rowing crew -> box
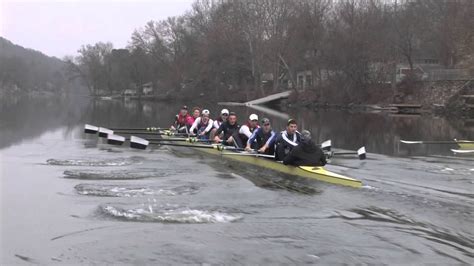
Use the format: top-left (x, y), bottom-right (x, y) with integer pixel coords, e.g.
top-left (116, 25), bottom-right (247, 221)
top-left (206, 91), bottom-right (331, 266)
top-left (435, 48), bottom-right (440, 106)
top-left (169, 106), bottom-right (327, 167)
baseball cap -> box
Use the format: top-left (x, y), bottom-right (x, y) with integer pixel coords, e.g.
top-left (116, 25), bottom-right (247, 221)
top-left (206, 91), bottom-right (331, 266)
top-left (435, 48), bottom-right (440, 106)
top-left (221, 109), bottom-right (229, 115)
top-left (181, 105), bottom-right (188, 110)
top-left (202, 109), bottom-right (210, 116)
top-left (249, 114), bottom-right (258, 121)
top-left (261, 118), bottom-right (270, 124)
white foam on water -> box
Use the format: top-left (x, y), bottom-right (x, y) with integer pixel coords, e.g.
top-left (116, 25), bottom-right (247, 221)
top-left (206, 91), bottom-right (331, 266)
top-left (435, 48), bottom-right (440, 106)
top-left (47, 157), bottom-right (143, 166)
top-left (362, 185), bottom-right (378, 190)
top-left (101, 205), bottom-right (242, 223)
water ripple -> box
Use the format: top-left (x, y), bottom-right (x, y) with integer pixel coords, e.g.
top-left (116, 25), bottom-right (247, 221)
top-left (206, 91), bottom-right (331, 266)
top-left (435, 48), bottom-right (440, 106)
top-left (98, 204), bottom-right (243, 224)
top-left (330, 207), bottom-right (474, 261)
top-left (63, 169), bottom-right (167, 180)
top-left (46, 156), bottom-right (144, 166)
top-left (75, 183), bottom-right (200, 197)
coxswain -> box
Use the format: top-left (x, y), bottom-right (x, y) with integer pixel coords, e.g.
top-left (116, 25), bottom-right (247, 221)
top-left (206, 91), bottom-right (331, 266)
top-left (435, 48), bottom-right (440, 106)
top-left (283, 130), bottom-right (327, 166)
top-left (210, 108), bottom-right (229, 139)
top-left (189, 109), bottom-right (214, 140)
top-left (239, 114), bottom-right (260, 146)
top-left (274, 118), bottom-right (301, 161)
top-left (245, 117), bottom-right (276, 155)
top-left (170, 105), bottom-right (194, 133)
top-left (213, 112), bottom-right (241, 147)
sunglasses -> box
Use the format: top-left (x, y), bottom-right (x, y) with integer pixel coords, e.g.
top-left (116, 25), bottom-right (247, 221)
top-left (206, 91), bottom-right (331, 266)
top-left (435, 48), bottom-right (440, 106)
top-left (222, 114), bottom-right (229, 116)
top-left (263, 123), bottom-right (270, 126)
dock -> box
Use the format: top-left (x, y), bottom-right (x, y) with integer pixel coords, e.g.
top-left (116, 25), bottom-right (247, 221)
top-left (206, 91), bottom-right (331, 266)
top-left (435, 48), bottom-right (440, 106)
top-left (218, 90), bottom-right (292, 106)
top-left (388, 104), bottom-right (423, 114)
top-left (244, 90), bottom-right (292, 105)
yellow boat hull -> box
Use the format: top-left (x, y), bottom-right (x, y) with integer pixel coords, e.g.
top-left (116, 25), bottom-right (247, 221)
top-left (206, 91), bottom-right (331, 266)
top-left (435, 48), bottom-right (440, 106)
top-left (160, 133), bottom-right (362, 188)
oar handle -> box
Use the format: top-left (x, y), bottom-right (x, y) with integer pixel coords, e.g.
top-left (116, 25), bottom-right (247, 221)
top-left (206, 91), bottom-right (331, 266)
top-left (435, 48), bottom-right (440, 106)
top-left (110, 127), bottom-right (166, 131)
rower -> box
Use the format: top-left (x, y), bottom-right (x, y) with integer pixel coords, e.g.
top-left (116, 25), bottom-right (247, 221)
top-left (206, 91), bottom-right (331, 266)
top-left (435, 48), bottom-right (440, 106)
top-left (274, 119), bottom-right (301, 161)
top-left (170, 105), bottom-right (194, 133)
top-left (189, 109), bottom-right (214, 140)
top-left (239, 114), bottom-right (260, 145)
top-left (245, 117), bottom-right (276, 155)
top-left (191, 107), bottom-right (201, 122)
top-left (210, 108), bottom-right (229, 139)
top-left (213, 112), bottom-right (241, 147)
top-left (283, 130), bottom-right (327, 166)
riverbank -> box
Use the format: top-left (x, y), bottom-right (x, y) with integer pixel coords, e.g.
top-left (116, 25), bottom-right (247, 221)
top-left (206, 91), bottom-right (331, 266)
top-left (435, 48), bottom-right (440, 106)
top-left (285, 80), bottom-right (474, 116)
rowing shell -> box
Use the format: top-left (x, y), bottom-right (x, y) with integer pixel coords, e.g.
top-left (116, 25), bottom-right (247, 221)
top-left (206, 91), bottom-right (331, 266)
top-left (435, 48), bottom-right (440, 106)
top-left (160, 132), bottom-right (362, 188)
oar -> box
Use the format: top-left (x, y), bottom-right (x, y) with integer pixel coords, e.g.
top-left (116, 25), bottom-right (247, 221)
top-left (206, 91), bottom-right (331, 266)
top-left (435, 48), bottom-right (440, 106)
top-left (105, 134), bottom-right (210, 146)
top-left (321, 140), bottom-right (331, 151)
top-left (84, 124), bottom-right (168, 133)
top-left (128, 136), bottom-right (242, 151)
top-left (400, 140), bottom-right (473, 144)
top-left (451, 149), bottom-right (474, 154)
top-left (221, 152), bottom-right (275, 159)
top-left (108, 127), bottom-right (168, 131)
top-left (326, 147), bottom-right (366, 160)
top-left (84, 124), bottom-right (187, 137)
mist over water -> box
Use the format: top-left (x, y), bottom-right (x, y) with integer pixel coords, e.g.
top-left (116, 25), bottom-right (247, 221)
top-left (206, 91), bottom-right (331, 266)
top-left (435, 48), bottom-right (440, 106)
top-left (1, 96), bottom-right (473, 264)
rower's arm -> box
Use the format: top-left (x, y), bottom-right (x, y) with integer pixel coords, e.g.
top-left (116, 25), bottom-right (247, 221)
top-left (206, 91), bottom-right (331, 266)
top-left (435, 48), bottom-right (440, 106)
top-left (239, 125), bottom-right (252, 138)
top-left (189, 117), bottom-right (200, 133)
top-left (247, 128), bottom-right (259, 145)
top-left (204, 119), bottom-right (214, 133)
top-left (265, 130), bottom-right (277, 146)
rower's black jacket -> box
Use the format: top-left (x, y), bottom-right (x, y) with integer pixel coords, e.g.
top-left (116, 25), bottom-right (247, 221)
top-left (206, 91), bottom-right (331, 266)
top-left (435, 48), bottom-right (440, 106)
top-left (283, 139), bottom-right (327, 167)
top-left (215, 121), bottom-right (240, 141)
top-left (274, 130), bottom-right (301, 161)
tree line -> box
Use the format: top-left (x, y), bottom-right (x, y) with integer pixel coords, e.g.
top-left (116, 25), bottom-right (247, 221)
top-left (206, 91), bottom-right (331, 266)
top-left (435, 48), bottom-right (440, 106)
top-left (0, 37), bottom-right (69, 95)
top-left (66, 0), bottom-right (473, 103)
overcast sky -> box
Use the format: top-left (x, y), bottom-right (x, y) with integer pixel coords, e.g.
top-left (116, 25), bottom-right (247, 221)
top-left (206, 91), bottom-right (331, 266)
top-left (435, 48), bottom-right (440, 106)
top-left (0, 0), bottom-right (195, 58)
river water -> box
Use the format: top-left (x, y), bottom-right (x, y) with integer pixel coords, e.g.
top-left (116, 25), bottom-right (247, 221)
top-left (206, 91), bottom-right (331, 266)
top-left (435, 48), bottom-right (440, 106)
top-left (1, 96), bottom-right (473, 264)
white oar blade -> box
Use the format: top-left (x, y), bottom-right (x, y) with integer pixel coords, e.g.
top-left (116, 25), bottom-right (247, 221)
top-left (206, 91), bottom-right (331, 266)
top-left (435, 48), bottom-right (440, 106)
top-left (321, 140), bottom-right (332, 151)
top-left (107, 134), bottom-right (126, 146)
top-left (400, 140), bottom-right (423, 144)
top-left (357, 147), bottom-right (366, 160)
top-left (98, 127), bottom-right (114, 138)
top-left (451, 149), bottom-right (474, 154)
top-left (84, 124), bottom-right (99, 134)
top-left (130, 136), bottom-right (149, 150)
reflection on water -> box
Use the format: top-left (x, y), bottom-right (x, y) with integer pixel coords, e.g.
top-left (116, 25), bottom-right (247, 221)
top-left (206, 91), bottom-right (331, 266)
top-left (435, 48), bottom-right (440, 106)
top-left (2, 95), bottom-right (473, 265)
top-left (1, 96), bottom-right (473, 156)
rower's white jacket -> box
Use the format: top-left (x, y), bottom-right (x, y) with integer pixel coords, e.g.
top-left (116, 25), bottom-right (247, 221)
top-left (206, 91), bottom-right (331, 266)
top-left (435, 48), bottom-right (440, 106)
top-left (280, 130), bottom-right (300, 146)
top-left (190, 117), bottom-right (214, 134)
top-left (213, 119), bottom-right (222, 129)
top-left (239, 124), bottom-right (259, 138)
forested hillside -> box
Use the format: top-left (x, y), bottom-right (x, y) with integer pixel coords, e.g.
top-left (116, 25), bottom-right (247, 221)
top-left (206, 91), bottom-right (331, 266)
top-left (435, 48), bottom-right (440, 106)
top-left (0, 37), bottom-right (69, 96)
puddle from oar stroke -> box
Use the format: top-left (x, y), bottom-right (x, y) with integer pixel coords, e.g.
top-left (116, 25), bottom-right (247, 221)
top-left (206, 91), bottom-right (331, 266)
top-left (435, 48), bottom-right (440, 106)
top-left (97, 204), bottom-right (244, 223)
top-left (63, 167), bottom-right (193, 180)
top-left (64, 169), bottom-right (164, 180)
top-left (46, 156), bottom-right (144, 166)
top-left (74, 183), bottom-right (200, 197)
top-left (325, 207), bottom-right (474, 262)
